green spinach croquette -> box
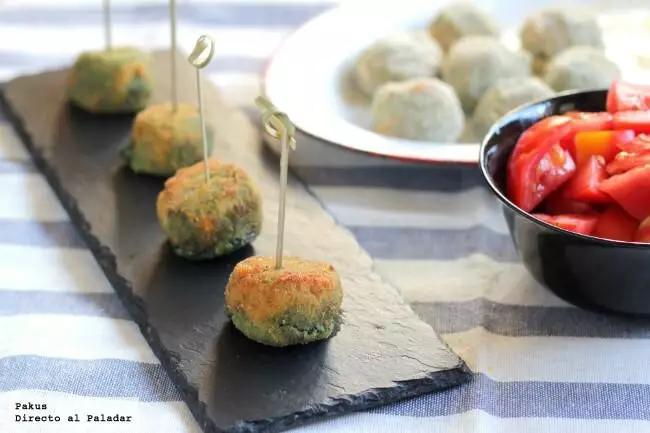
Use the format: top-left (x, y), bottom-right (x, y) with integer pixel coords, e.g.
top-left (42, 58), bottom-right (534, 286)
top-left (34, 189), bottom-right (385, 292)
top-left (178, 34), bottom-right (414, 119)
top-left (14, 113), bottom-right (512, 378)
top-left (520, 7), bottom-right (603, 76)
top-left (441, 36), bottom-right (531, 113)
top-left (123, 102), bottom-right (214, 177)
top-left (225, 256), bottom-right (343, 347)
top-left (354, 31), bottom-right (443, 97)
top-left (156, 159), bottom-right (262, 260)
top-left (67, 47), bottom-right (153, 113)
top-left (543, 46), bottom-right (620, 92)
top-left (471, 76), bottom-right (555, 140)
top-left (428, 1), bottom-right (500, 52)
top-left (371, 77), bottom-right (464, 142)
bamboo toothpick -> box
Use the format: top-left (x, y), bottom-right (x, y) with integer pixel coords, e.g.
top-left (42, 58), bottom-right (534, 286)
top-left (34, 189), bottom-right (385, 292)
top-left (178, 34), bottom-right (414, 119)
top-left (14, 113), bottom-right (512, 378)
top-left (103, 0), bottom-right (112, 51)
top-left (187, 35), bottom-right (215, 183)
top-left (169, 0), bottom-right (178, 112)
top-left (255, 96), bottom-right (297, 269)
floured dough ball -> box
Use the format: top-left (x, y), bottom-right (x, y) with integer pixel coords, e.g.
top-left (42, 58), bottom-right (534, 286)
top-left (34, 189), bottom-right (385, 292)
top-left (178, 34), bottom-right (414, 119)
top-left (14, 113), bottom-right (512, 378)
top-left (354, 31), bottom-right (443, 96)
top-left (225, 256), bottom-right (343, 347)
top-left (428, 1), bottom-right (500, 51)
top-left (123, 103), bottom-right (214, 177)
top-left (543, 46), bottom-right (620, 92)
top-left (371, 77), bottom-right (464, 142)
top-left (67, 47), bottom-right (153, 113)
top-left (441, 36), bottom-right (531, 113)
top-left (156, 159), bottom-right (262, 260)
top-left (520, 7), bottom-right (603, 76)
top-left (531, 56), bottom-right (549, 77)
top-left (471, 76), bottom-right (555, 140)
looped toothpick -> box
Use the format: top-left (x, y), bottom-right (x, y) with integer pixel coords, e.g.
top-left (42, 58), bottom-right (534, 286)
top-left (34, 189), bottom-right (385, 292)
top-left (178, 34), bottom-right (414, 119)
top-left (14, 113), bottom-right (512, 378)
top-left (255, 97), bottom-right (297, 150)
top-left (188, 35), bottom-right (215, 69)
top-left (255, 95), bottom-right (297, 269)
top-left (188, 35), bottom-right (216, 183)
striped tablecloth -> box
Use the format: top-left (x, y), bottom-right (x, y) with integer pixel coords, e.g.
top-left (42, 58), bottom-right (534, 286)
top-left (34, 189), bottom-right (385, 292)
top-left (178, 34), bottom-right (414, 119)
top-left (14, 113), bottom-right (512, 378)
top-left (3, 1), bottom-right (650, 432)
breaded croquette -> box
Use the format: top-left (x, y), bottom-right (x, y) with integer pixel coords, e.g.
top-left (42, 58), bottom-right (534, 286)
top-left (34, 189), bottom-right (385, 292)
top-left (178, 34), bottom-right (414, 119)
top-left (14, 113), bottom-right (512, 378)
top-left (123, 103), bottom-right (214, 177)
top-left (156, 159), bottom-right (262, 259)
top-left (225, 256), bottom-right (343, 347)
top-left (67, 47), bottom-right (153, 113)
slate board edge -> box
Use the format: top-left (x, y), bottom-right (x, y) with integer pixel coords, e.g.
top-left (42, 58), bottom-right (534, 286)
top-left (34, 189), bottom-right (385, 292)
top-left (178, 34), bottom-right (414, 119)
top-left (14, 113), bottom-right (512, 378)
top-left (0, 73), bottom-right (471, 433)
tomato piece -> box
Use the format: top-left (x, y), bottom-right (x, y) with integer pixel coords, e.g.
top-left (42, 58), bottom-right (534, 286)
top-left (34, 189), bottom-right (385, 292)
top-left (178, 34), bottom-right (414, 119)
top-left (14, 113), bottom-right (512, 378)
top-left (607, 80), bottom-right (650, 113)
top-left (616, 133), bottom-right (650, 153)
top-left (544, 188), bottom-right (595, 214)
top-left (592, 205), bottom-right (639, 241)
top-left (634, 216), bottom-right (650, 243)
top-left (574, 130), bottom-right (629, 166)
top-left (563, 111), bottom-right (614, 127)
top-left (613, 111), bottom-right (650, 134)
top-left (606, 82), bottom-right (617, 113)
top-left (562, 155), bottom-right (613, 204)
top-left (508, 117), bottom-right (576, 212)
top-left (532, 213), bottom-right (598, 235)
top-left (527, 145), bottom-right (576, 211)
top-left (511, 115), bottom-right (572, 162)
top-left (606, 152), bottom-right (650, 175)
top-left (600, 165), bottom-right (650, 220)
top-left (561, 112), bottom-right (614, 159)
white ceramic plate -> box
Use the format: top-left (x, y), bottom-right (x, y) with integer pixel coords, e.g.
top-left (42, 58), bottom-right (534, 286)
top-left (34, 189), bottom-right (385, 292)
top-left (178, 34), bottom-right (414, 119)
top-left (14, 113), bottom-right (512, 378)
top-left (263, 0), bottom-right (650, 165)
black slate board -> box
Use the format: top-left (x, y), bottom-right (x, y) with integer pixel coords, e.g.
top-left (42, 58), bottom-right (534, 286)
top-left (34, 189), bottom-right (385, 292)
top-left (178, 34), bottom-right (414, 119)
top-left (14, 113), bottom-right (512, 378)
top-left (0, 50), bottom-right (470, 433)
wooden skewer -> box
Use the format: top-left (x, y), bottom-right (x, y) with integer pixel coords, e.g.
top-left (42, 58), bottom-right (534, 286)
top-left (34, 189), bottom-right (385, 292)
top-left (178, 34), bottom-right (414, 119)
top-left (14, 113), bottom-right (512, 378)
top-left (188, 35), bottom-right (216, 183)
top-left (254, 96), bottom-right (297, 269)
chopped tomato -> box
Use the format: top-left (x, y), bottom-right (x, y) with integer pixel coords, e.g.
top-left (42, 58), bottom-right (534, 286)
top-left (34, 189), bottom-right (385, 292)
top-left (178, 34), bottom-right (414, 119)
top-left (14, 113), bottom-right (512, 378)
top-left (613, 111), bottom-right (650, 134)
top-left (574, 130), bottom-right (631, 166)
top-left (607, 80), bottom-right (650, 113)
top-left (606, 152), bottom-right (650, 175)
top-left (600, 165), bottom-right (650, 220)
top-left (520, 144), bottom-right (576, 212)
top-left (532, 213), bottom-right (598, 235)
top-left (616, 133), bottom-right (650, 153)
top-left (544, 188), bottom-right (595, 214)
top-left (561, 112), bottom-right (614, 159)
top-left (562, 155), bottom-right (613, 204)
top-left (510, 115), bottom-right (572, 162)
top-left (508, 116), bottom-right (576, 212)
top-left (634, 217), bottom-right (650, 243)
top-left (592, 205), bottom-right (639, 241)
top-left (563, 111), bottom-right (614, 127)
top-left (537, 144), bottom-right (576, 183)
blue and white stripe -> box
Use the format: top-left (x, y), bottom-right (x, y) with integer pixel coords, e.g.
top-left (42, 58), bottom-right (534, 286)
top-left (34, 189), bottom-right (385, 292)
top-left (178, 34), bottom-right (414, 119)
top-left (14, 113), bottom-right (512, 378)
top-left (0, 118), bottom-right (201, 432)
top-left (3, 0), bottom-right (650, 432)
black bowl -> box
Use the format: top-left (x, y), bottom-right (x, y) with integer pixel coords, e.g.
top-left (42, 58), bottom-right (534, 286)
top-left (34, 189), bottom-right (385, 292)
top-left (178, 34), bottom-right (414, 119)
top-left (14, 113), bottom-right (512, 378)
top-left (479, 89), bottom-right (650, 316)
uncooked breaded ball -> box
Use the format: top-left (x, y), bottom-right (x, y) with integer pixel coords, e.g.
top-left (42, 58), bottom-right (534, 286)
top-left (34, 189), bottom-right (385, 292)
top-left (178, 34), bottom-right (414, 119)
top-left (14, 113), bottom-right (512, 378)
top-left (471, 76), bottom-right (555, 140)
top-left (520, 7), bottom-right (603, 76)
top-left (531, 56), bottom-right (549, 77)
top-left (370, 77), bottom-right (464, 142)
top-left (123, 103), bottom-right (213, 177)
top-left (441, 36), bottom-right (531, 113)
top-left (354, 31), bottom-right (443, 97)
top-left (543, 46), bottom-right (620, 92)
top-left (428, 1), bottom-right (500, 51)
top-left (225, 256), bottom-right (343, 347)
top-left (67, 47), bottom-right (153, 113)
top-left (156, 159), bottom-right (262, 260)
